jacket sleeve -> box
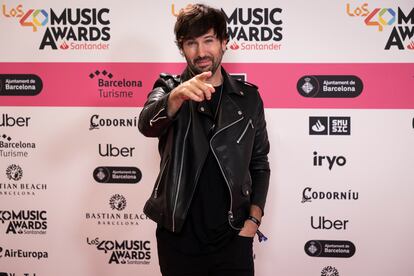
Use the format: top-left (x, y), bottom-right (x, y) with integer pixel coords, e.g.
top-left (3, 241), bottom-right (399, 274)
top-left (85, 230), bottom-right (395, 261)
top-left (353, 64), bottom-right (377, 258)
top-left (249, 95), bottom-right (271, 214)
top-left (138, 77), bottom-right (179, 137)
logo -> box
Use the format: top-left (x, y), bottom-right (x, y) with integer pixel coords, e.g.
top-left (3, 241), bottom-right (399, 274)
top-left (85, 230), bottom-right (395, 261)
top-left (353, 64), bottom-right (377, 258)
top-left (309, 117), bottom-right (351, 135)
top-left (321, 266), bottom-right (340, 276)
top-left (89, 115), bottom-right (138, 130)
top-left (93, 166), bottom-right (141, 184)
top-left (0, 134), bottom-right (36, 158)
top-left (171, 5), bottom-right (283, 52)
top-left (98, 144), bottom-right (135, 157)
top-left (0, 114), bottom-right (31, 127)
top-left (0, 274), bottom-right (37, 276)
top-left (6, 164), bottom-right (23, 181)
top-left (109, 194), bottom-right (127, 211)
top-left (1, 5), bottom-right (111, 51)
top-left (0, 75), bottom-right (42, 96)
top-left (87, 237), bottom-right (151, 265)
top-left (346, 3), bottom-right (414, 50)
top-left (305, 240), bottom-right (356, 258)
top-left (311, 216), bottom-right (349, 230)
top-left (313, 151), bottom-right (347, 170)
top-left (2, 165), bottom-right (47, 196)
top-left (297, 76), bottom-right (363, 98)
top-left (0, 210), bottom-right (47, 235)
top-left (89, 70), bottom-right (143, 99)
top-left (85, 195), bottom-right (148, 226)
top-left (0, 245), bottom-right (48, 260)
top-left (230, 73), bottom-right (247, 82)
top-left (302, 187), bottom-right (359, 203)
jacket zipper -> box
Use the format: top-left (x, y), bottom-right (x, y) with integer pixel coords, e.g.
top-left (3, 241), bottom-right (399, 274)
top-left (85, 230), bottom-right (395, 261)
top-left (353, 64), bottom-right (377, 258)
top-left (210, 116), bottom-right (244, 231)
top-left (149, 107), bottom-right (167, 127)
top-left (236, 119), bottom-right (254, 144)
top-left (153, 157), bottom-right (169, 199)
top-left (172, 110), bottom-right (192, 232)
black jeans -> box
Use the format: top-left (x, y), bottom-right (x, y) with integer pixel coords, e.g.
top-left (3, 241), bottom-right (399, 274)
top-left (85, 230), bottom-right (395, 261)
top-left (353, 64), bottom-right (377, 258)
top-left (157, 235), bottom-right (254, 276)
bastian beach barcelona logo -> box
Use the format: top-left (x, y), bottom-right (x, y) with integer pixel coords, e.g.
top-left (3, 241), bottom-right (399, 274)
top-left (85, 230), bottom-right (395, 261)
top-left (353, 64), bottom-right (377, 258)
top-left (1, 164), bottom-right (47, 196)
top-left (171, 4), bottom-right (283, 51)
top-left (346, 3), bottom-right (414, 50)
top-left (85, 194), bottom-right (148, 226)
top-left (1, 4), bottom-right (111, 50)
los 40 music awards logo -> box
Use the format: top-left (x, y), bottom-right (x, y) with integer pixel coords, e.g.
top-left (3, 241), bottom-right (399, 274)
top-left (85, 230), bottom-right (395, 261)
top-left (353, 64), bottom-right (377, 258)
top-left (1, 4), bottom-right (111, 50)
top-left (346, 3), bottom-right (414, 50)
top-left (172, 4), bottom-right (283, 52)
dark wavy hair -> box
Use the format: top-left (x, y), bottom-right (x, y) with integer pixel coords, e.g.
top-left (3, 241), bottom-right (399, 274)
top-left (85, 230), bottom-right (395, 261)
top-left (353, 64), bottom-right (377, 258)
top-left (174, 3), bottom-right (229, 50)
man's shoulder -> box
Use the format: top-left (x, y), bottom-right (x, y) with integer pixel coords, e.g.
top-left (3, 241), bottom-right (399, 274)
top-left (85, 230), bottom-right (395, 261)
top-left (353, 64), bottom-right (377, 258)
top-left (234, 78), bottom-right (258, 90)
top-left (153, 73), bottom-right (181, 91)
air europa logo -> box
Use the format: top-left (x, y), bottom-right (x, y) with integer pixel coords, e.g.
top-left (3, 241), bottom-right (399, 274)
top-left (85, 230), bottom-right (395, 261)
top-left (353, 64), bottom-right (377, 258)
top-left (346, 3), bottom-right (414, 50)
top-left (2, 4), bottom-right (111, 50)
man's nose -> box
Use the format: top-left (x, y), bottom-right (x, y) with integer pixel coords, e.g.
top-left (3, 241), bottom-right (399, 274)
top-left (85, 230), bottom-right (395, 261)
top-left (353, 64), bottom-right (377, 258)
top-left (196, 43), bottom-right (207, 57)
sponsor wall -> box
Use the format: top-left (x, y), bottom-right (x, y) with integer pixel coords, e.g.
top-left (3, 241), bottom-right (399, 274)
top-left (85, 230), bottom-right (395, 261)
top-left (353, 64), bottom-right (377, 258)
top-left (0, 1), bottom-right (413, 276)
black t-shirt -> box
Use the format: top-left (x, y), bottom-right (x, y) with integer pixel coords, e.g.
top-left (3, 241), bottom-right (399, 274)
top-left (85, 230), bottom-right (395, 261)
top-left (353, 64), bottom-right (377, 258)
top-left (157, 84), bottom-right (237, 255)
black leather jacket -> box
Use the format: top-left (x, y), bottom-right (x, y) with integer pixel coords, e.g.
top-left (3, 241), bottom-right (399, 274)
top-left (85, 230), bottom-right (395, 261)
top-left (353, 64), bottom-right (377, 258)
top-left (138, 67), bottom-right (270, 233)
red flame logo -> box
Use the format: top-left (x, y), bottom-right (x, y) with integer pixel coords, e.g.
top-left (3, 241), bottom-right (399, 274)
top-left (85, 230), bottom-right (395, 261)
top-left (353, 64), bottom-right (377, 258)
top-left (60, 41), bottom-right (69, 50)
top-left (229, 41), bottom-right (240, 50)
top-left (407, 40), bottom-right (414, 50)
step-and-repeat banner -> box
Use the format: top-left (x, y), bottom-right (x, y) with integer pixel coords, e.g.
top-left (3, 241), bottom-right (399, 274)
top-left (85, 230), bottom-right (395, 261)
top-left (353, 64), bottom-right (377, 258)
top-left (1, 1), bottom-right (413, 275)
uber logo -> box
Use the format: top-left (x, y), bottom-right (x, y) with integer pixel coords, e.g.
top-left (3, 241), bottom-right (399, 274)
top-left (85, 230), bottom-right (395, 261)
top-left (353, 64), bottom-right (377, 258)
top-left (311, 216), bottom-right (349, 230)
top-left (98, 144), bottom-right (135, 157)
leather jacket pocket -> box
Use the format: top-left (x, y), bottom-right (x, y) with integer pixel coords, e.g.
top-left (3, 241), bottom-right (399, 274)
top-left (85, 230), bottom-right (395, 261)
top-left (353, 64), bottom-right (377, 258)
top-left (236, 118), bottom-right (254, 144)
top-left (153, 155), bottom-right (170, 199)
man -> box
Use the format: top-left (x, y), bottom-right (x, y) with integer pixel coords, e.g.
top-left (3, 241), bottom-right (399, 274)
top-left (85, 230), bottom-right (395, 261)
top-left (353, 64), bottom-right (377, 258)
top-left (138, 4), bottom-right (270, 276)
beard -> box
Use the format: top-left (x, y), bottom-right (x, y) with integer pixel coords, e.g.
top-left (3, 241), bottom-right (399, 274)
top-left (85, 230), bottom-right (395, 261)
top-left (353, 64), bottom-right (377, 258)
top-left (185, 50), bottom-right (224, 76)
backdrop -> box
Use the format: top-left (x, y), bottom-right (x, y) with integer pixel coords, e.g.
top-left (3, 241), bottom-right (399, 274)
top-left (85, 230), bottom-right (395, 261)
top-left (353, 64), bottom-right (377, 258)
top-left (1, 1), bottom-right (414, 275)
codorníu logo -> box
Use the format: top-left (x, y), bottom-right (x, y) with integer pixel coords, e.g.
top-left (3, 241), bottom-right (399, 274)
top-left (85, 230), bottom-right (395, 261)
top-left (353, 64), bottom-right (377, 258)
top-left (309, 116), bottom-right (351, 135)
top-left (0, 245), bottom-right (48, 260)
top-left (346, 4), bottom-right (414, 50)
top-left (0, 75), bottom-right (42, 96)
top-left (89, 114), bottom-right (138, 130)
top-left (298, 76), bottom-right (363, 98)
top-left (87, 237), bottom-right (151, 265)
top-left (305, 240), bottom-right (356, 258)
top-left (0, 210), bottom-right (47, 235)
top-left (302, 187), bottom-right (359, 203)
top-left (93, 166), bottom-right (141, 184)
top-left (321, 266), bottom-right (339, 276)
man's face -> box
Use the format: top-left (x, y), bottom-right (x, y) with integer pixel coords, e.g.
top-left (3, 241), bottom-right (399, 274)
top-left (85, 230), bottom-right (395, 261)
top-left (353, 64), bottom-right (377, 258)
top-left (181, 29), bottom-right (227, 75)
